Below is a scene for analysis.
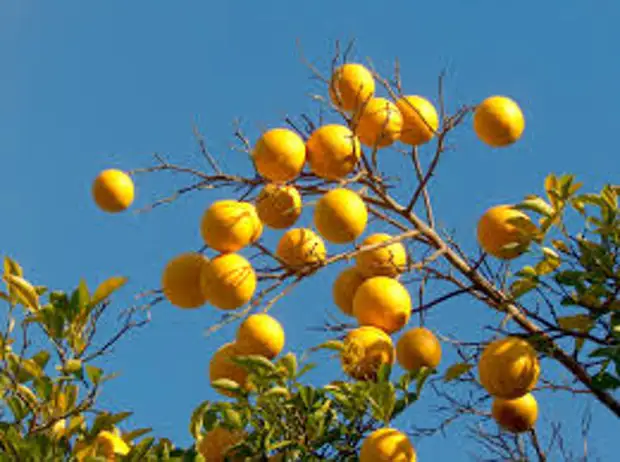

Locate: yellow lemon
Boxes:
[306,124,362,180]
[314,188,368,244]
[396,95,439,146]
[252,128,306,182]
[201,253,256,310]
[161,252,210,309]
[92,169,135,213]
[255,184,302,229]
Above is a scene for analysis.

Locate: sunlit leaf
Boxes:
[3,274,40,312]
[443,363,473,382]
[557,315,595,333]
[90,276,129,307]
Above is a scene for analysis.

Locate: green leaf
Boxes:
[90,276,129,307]
[189,401,210,439]
[3,274,40,312]
[592,372,620,391]
[557,315,595,333]
[3,257,24,277]
[296,363,317,379]
[31,351,51,370]
[535,247,562,275]
[555,270,583,286]
[221,409,243,429]
[231,355,276,373]
[122,428,152,443]
[509,278,538,299]
[515,196,555,217]
[415,367,433,396]
[312,340,344,352]
[211,379,243,396]
[376,363,392,383]
[277,352,297,378]
[443,363,473,382]
[85,365,103,385]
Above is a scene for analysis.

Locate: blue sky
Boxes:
[1,0,619,460]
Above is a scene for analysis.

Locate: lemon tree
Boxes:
[2,41,619,461]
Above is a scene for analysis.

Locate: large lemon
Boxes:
[276,228,326,269]
[314,188,368,244]
[353,276,411,334]
[200,200,263,253]
[353,97,403,148]
[197,426,245,462]
[478,336,540,399]
[396,327,442,371]
[396,95,439,146]
[252,128,306,182]
[236,313,285,360]
[306,124,362,180]
[201,253,256,310]
[255,184,302,229]
[161,252,210,309]
[355,233,407,278]
[477,205,536,260]
[473,95,525,147]
[332,267,367,316]
[92,169,135,213]
[359,428,416,462]
[492,392,539,433]
[329,63,375,111]
[340,326,394,381]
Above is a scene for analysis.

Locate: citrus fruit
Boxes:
[306,124,362,180]
[252,128,306,182]
[353,97,403,148]
[236,313,285,359]
[329,63,375,111]
[396,327,442,371]
[396,95,439,146]
[477,205,536,260]
[355,233,407,278]
[359,428,416,462]
[197,426,245,462]
[161,252,210,309]
[492,392,539,433]
[276,228,326,269]
[353,276,411,334]
[314,188,368,244]
[255,184,302,229]
[209,342,250,397]
[340,326,395,381]
[332,267,366,316]
[92,169,135,213]
[478,336,540,399]
[201,253,256,310]
[473,95,525,147]
[200,200,263,253]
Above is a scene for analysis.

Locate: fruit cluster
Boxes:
[89,59,537,460]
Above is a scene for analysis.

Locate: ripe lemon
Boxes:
[161,253,210,309]
[255,184,302,229]
[209,342,250,397]
[478,336,540,399]
[92,169,135,213]
[396,95,439,146]
[236,313,285,359]
[197,426,245,462]
[355,233,407,278]
[252,128,306,182]
[477,205,536,260]
[360,428,416,462]
[314,188,368,244]
[306,124,362,180]
[200,200,263,253]
[492,392,539,433]
[353,97,403,148]
[201,253,256,310]
[396,327,442,371]
[329,63,375,111]
[353,276,411,334]
[276,228,326,269]
[340,326,395,381]
[473,95,525,147]
[332,267,366,316]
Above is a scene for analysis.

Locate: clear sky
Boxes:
[1,0,619,460]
